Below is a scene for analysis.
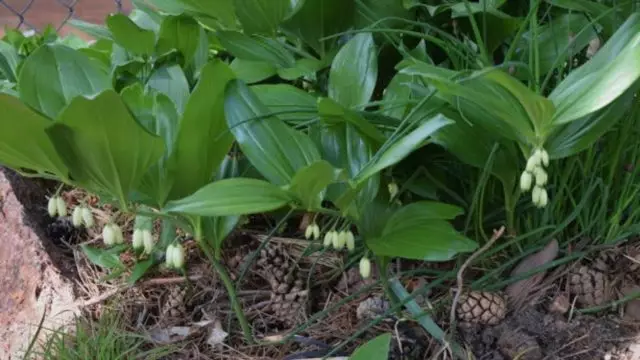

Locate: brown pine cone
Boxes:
[569,265,610,307]
[456,291,507,325]
[270,278,309,327]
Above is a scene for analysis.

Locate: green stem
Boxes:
[201,243,254,344]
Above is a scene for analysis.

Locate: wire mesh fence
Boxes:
[0,0,130,37]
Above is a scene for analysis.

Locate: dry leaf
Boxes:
[505,239,559,306]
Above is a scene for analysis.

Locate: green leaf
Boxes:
[224,80,321,185]
[355,0,412,30]
[230,58,277,84]
[550,13,640,124]
[349,334,392,360]
[157,15,200,63]
[18,44,110,119]
[146,0,237,29]
[46,90,164,204]
[216,31,295,68]
[164,178,294,216]
[547,0,617,37]
[81,245,124,269]
[289,160,337,210]
[367,201,477,261]
[234,0,291,35]
[67,19,113,40]
[0,41,19,82]
[546,88,636,159]
[276,58,323,80]
[318,97,386,143]
[251,84,317,123]
[203,215,240,255]
[146,65,190,114]
[328,33,378,108]
[282,0,355,58]
[129,9,161,32]
[355,114,453,184]
[168,60,236,201]
[127,258,155,284]
[106,14,156,56]
[0,94,68,177]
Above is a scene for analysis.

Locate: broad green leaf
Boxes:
[230,58,277,84]
[546,88,636,159]
[106,14,156,56]
[67,19,113,40]
[129,9,161,32]
[355,114,453,184]
[132,0,166,25]
[355,0,412,30]
[0,94,67,177]
[145,0,237,28]
[146,65,190,114]
[19,44,110,119]
[216,31,295,68]
[281,0,355,58]
[203,215,240,255]
[234,0,291,35]
[317,97,386,143]
[127,258,155,284]
[81,245,124,269]
[328,33,378,108]
[518,13,597,76]
[0,41,19,82]
[349,333,392,360]
[288,160,337,210]
[168,61,236,201]
[164,178,294,216]
[368,201,477,261]
[157,15,200,63]
[46,90,164,203]
[276,58,323,80]
[382,72,414,120]
[547,0,617,37]
[251,84,317,123]
[224,80,321,185]
[400,61,545,142]
[550,13,640,125]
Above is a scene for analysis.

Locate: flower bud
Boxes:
[323,231,333,247]
[537,188,548,208]
[132,229,144,250]
[346,231,355,252]
[335,231,347,249]
[165,245,175,267]
[331,230,341,249]
[525,154,539,172]
[531,186,543,205]
[112,224,124,244]
[520,171,533,191]
[72,206,83,227]
[304,224,313,239]
[312,224,320,240]
[540,149,550,167]
[56,197,67,217]
[359,257,371,279]
[81,207,94,227]
[102,224,116,246]
[142,229,155,254]
[534,167,548,186]
[388,182,399,199]
[48,197,58,217]
[173,243,185,268]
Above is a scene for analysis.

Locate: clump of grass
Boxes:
[22,311,175,360]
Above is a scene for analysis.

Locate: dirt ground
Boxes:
[0,172,77,360]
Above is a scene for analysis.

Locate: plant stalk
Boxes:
[200,240,254,344]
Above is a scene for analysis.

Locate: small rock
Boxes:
[549,294,570,314]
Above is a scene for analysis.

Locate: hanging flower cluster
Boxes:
[520,148,550,208]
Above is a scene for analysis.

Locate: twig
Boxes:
[449,226,505,334]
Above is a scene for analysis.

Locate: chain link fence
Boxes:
[0,0,131,37]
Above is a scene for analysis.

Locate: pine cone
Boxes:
[161,286,187,319]
[569,265,610,307]
[456,291,507,325]
[270,278,309,327]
